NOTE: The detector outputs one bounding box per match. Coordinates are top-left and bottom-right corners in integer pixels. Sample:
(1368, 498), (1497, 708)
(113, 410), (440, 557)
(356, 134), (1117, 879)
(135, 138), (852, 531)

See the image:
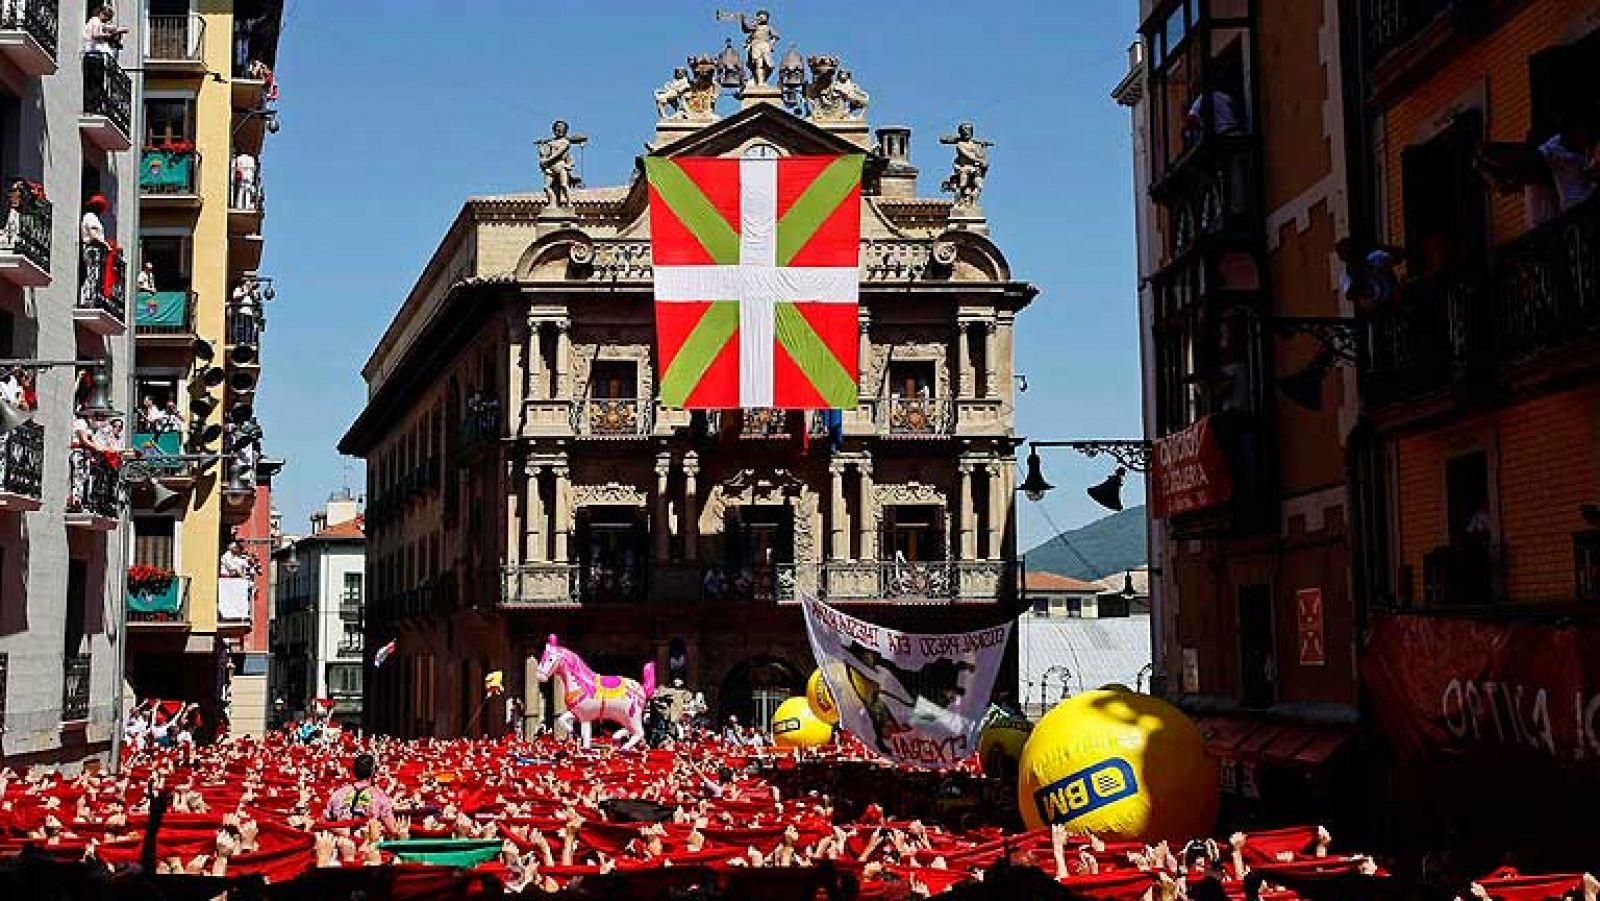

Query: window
(343, 572), (362, 606)
(144, 97), (195, 146)
(133, 518), (176, 568)
(884, 505), (944, 562)
(1402, 110), (1487, 276)
(590, 360), (637, 399)
(1529, 33), (1600, 147)
(140, 235), (192, 291)
(1100, 596), (1132, 618)
(887, 361), (935, 399)
(1237, 584), (1274, 709)
(326, 663), (362, 696)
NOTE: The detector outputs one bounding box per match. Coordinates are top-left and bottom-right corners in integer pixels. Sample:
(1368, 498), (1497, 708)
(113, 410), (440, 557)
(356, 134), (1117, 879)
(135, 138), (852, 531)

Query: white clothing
(219, 550), (254, 578)
(137, 269), (155, 293)
(1539, 135), (1597, 212)
(80, 211), (105, 245)
(83, 17), (117, 56)
(0, 374), (22, 407)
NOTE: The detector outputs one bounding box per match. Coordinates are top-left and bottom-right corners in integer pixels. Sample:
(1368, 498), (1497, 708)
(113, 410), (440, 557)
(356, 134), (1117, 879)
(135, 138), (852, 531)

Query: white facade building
(268, 494), (363, 727)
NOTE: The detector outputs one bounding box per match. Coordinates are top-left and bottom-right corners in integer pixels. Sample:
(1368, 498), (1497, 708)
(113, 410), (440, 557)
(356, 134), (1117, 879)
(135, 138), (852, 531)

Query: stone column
(957, 320), (974, 400)
(829, 459), (849, 561)
(682, 451), (699, 561)
(858, 312), (873, 397)
(857, 457), (875, 561)
(553, 463), (571, 562)
(982, 320), (998, 399)
(554, 321), (571, 400)
(985, 459), (1004, 560)
(654, 454), (672, 563)
(957, 460), (976, 560)
(527, 322), (545, 402)
(526, 465), (545, 562)
(507, 461), (525, 570)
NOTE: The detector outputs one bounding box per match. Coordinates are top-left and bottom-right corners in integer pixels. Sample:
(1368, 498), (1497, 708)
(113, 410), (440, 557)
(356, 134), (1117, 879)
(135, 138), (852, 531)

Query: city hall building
(340, 32), (1036, 736)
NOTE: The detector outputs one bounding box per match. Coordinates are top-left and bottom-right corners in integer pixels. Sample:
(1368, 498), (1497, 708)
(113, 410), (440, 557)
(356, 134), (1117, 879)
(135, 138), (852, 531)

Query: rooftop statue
(537, 119), (588, 209)
(717, 8), (779, 86)
(804, 55), (868, 122)
(940, 122), (993, 209)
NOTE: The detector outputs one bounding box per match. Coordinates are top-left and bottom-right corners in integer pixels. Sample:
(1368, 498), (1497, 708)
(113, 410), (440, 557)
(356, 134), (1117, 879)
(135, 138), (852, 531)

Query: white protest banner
(801, 594), (1011, 769)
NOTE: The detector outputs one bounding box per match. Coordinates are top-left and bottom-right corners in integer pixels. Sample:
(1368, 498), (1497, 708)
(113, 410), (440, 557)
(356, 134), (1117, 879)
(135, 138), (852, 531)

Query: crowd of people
(2, 725), (1583, 901)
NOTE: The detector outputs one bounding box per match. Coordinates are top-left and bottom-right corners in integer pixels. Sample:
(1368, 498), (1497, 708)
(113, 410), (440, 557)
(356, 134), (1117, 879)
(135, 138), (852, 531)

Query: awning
(1195, 716), (1351, 767)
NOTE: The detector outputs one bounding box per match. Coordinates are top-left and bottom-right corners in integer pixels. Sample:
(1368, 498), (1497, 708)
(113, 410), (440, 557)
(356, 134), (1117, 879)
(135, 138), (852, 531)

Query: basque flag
(645, 154), (863, 409)
(373, 639), (397, 669)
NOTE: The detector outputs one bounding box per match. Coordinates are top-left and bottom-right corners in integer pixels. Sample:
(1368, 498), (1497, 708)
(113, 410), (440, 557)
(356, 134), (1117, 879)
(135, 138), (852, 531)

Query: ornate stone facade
(342, 29), (1035, 738)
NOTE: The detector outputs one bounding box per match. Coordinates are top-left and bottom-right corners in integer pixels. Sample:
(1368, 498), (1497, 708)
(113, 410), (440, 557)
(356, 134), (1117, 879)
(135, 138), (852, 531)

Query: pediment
(651, 102), (868, 159)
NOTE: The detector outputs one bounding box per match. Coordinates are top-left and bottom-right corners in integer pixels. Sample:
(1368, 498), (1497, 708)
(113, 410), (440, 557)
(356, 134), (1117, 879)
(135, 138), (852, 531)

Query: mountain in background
(1022, 506), (1148, 581)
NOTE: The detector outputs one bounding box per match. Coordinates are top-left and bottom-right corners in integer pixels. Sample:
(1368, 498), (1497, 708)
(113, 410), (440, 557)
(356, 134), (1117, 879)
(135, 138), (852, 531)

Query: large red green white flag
(645, 154), (863, 409)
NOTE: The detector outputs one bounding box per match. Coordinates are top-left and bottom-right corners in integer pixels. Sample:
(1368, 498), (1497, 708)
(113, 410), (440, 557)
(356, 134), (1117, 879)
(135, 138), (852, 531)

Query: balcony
(60, 653), (90, 723)
(226, 300), (263, 358)
(1362, 0), (1451, 67)
(127, 572), (189, 628)
(218, 576), (254, 629)
(501, 563), (578, 608)
(700, 563), (796, 602)
(140, 148), (201, 207)
(460, 397), (501, 457)
(1152, 135), (1262, 262)
(880, 397), (954, 437)
(0, 188), (52, 287)
(75, 243), (126, 335)
(65, 448), (119, 530)
(0, 421), (44, 512)
(143, 13), (204, 71)
(1422, 542), (1506, 608)
(79, 52), (131, 151)
(1365, 197), (1600, 409)
(228, 162), (263, 232)
(820, 560), (1018, 604)
(0, 0), (58, 75)
(577, 561), (649, 604)
(571, 398), (652, 438)
(134, 290), (197, 341)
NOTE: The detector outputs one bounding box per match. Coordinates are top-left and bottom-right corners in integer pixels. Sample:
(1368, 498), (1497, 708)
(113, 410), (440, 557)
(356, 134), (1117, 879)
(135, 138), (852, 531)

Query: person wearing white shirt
(231, 153), (257, 209)
(219, 541), (255, 578)
(80, 196), (106, 246)
(136, 261), (156, 294)
(1539, 128), (1599, 213)
(1188, 90), (1244, 136)
(81, 4), (126, 56)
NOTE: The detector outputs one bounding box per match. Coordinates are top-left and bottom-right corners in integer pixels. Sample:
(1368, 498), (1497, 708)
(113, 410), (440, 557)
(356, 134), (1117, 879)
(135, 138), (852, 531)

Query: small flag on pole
(373, 639), (397, 668)
(484, 671), (504, 697)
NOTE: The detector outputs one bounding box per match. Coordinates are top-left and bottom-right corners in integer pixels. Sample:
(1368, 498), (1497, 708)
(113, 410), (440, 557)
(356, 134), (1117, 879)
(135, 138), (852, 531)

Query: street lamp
(1222, 306), (1366, 413)
(1019, 440), (1152, 511)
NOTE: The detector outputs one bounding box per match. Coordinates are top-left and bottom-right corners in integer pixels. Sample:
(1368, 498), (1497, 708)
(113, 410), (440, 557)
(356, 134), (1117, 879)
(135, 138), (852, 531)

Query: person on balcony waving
(80, 194), (121, 309)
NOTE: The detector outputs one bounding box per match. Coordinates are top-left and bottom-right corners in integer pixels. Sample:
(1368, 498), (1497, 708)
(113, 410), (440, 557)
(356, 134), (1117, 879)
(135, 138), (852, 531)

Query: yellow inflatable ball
(772, 696), (832, 749)
(1017, 689), (1217, 842)
(977, 708), (1033, 778)
(806, 668), (840, 725)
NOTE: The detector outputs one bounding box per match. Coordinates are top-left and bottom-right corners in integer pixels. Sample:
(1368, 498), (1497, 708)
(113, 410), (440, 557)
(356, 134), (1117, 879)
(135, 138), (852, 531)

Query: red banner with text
(1363, 613), (1600, 777)
(1151, 416), (1233, 519)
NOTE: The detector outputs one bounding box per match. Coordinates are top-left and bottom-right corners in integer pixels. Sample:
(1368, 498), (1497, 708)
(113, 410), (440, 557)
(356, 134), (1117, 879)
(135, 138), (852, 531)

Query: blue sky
(256, 0), (1146, 551)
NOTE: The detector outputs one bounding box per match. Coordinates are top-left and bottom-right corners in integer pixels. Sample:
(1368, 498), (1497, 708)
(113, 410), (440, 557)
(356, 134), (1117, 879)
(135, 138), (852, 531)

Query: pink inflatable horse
(535, 634), (656, 749)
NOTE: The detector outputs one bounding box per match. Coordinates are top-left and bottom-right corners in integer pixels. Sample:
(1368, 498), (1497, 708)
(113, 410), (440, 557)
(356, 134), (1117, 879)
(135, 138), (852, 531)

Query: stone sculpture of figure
(680, 57), (721, 121)
(537, 119), (588, 209)
(804, 55), (869, 122)
(939, 122), (994, 209)
(719, 8), (779, 85)
(654, 66), (692, 119)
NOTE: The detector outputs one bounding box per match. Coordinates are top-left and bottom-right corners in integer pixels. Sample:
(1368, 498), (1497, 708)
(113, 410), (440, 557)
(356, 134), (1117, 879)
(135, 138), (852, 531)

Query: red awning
(1195, 716), (1350, 767)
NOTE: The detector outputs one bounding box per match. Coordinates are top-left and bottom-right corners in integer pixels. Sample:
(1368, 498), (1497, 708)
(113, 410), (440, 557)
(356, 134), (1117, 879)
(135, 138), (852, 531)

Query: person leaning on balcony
(82, 4), (127, 57)
(231, 153), (257, 209)
(1538, 107), (1600, 214)
(136, 260), (156, 294)
(1336, 238), (1405, 315)
(0, 180), (24, 251)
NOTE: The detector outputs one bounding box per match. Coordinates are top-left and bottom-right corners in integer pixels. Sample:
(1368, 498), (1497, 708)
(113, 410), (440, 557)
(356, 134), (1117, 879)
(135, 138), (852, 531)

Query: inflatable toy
(772, 695), (832, 748)
(536, 634), (655, 750)
(1016, 689), (1217, 841)
(977, 705), (1033, 777)
(805, 668), (840, 725)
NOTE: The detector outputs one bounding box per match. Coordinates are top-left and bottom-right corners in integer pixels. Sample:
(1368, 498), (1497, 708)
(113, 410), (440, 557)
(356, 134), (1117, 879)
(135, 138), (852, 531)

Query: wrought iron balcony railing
(572, 398), (653, 437)
(460, 399), (501, 449)
(1362, 0), (1451, 70)
(140, 148), (199, 195)
(230, 161), (263, 212)
(145, 13), (204, 62)
(135, 290), (196, 334)
(1366, 197), (1600, 406)
(0, 188), (50, 273)
(700, 563), (796, 602)
(61, 652), (90, 722)
(226, 299), (264, 348)
(1422, 541), (1506, 608)
(0, 421), (44, 503)
(67, 447), (120, 519)
(82, 52), (131, 137)
(578, 562), (649, 603)
(820, 559), (1017, 603)
(78, 242), (126, 321)
(1, 0), (59, 60)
